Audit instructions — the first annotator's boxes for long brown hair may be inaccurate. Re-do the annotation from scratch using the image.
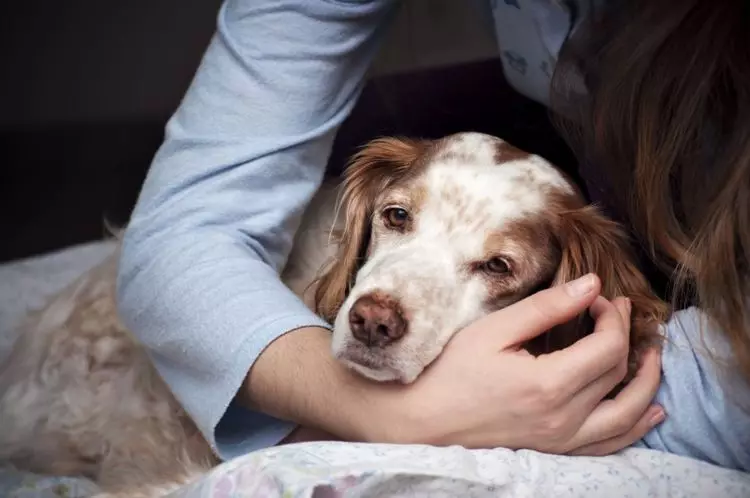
[551,0,750,380]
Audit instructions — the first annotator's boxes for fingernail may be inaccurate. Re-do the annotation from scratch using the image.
[626,298,632,313]
[565,274,596,297]
[649,406,666,426]
[656,348,662,368]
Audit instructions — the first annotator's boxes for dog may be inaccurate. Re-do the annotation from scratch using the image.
[0,132,670,497]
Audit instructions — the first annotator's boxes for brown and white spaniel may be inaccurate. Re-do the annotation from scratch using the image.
[0,132,670,497]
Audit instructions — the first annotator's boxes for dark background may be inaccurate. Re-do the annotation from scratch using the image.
[0,0,576,263]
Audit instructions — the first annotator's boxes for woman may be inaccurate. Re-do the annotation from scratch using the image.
[116,0,750,470]
[551,0,750,469]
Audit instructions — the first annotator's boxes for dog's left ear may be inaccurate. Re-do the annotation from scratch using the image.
[313,137,428,323]
[544,205,670,374]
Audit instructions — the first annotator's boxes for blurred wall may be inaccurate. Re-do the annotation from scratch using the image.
[0,0,499,128]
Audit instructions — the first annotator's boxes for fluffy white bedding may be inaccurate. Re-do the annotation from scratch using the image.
[169,442,750,498]
[1,242,748,498]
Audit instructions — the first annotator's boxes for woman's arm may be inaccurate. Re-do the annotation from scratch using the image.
[116,0,399,460]
[637,307,750,472]
[118,0,662,460]
[245,277,664,456]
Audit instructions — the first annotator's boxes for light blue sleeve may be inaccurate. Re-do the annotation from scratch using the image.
[636,307,750,472]
[116,0,398,460]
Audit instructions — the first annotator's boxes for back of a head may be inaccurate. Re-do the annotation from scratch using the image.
[550,0,750,382]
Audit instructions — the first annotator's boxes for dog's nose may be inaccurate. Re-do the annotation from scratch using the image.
[348,293,407,347]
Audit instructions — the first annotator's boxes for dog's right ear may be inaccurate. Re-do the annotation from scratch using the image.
[314,137,427,323]
[542,205,670,380]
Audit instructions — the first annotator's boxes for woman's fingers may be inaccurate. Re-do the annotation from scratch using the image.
[561,298,633,411]
[484,274,602,349]
[612,297,632,328]
[568,404,666,456]
[563,347,663,451]
[567,360,628,419]
[542,296,630,399]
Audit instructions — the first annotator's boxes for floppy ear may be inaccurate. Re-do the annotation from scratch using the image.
[545,205,670,376]
[313,137,427,323]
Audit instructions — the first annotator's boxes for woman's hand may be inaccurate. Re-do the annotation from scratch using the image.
[382,274,664,455]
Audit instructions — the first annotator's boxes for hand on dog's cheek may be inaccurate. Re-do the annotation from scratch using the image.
[385,274,664,455]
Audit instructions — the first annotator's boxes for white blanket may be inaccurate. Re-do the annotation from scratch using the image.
[168,442,750,498]
[1,242,748,497]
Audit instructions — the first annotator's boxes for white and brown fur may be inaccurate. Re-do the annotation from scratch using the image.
[0,132,669,497]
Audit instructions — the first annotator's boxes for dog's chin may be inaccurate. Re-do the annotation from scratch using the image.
[333,347,422,385]
[343,360,403,383]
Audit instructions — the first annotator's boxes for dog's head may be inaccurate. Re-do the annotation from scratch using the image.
[314,132,668,383]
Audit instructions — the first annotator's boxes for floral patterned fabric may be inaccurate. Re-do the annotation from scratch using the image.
[167,442,750,498]
[0,468,97,498]
[3,442,749,497]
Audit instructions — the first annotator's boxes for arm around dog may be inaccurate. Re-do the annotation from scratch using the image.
[635,307,750,471]
[249,275,664,454]
[116,0,398,459]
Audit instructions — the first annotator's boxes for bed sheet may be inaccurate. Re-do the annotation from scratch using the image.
[169,442,750,498]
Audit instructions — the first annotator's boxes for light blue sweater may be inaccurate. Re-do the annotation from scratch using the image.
[117,0,750,471]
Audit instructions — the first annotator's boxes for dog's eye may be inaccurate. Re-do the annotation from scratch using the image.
[383,207,410,229]
[483,257,511,274]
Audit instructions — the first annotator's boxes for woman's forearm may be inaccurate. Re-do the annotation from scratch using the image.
[117,0,398,459]
[241,326,403,443]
